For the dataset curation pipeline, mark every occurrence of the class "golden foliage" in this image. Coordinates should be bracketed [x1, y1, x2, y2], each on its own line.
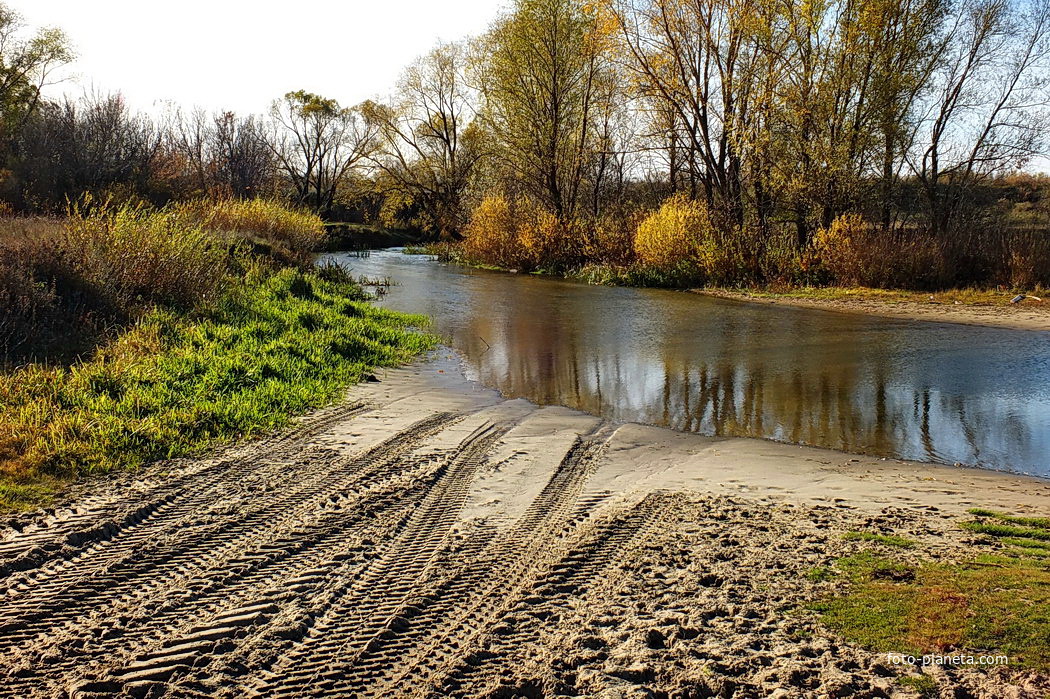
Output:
[180, 198, 326, 259]
[633, 194, 712, 275]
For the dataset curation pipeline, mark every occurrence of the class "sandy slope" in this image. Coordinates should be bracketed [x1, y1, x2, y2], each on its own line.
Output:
[0, 353, 1047, 698]
[697, 290, 1050, 331]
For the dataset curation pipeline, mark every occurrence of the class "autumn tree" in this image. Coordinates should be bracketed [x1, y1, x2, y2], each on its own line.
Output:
[474, 0, 617, 221]
[913, 0, 1050, 235]
[0, 4, 71, 143]
[365, 42, 481, 236]
[606, 0, 778, 231]
[268, 90, 378, 215]
[163, 108, 276, 199]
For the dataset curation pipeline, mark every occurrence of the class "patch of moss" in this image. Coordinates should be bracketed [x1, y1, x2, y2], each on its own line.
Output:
[897, 674, 939, 697]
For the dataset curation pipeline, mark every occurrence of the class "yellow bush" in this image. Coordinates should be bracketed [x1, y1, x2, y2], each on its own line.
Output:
[461, 195, 519, 268]
[461, 196, 583, 272]
[179, 198, 326, 263]
[518, 207, 568, 270]
[633, 194, 713, 277]
[815, 214, 945, 288]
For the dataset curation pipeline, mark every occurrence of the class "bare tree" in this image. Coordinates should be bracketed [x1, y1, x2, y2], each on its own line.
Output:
[913, 0, 1050, 233]
[211, 112, 275, 198]
[267, 90, 378, 215]
[17, 92, 161, 208]
[365, 42, 481, 236]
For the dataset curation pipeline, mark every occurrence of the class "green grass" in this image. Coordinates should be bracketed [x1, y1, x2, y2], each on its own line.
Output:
[814, 552, 1050, 670]
[897, 675, 939, 697]
[812, 510, 1050, 672]
[0, 266, 435, 511]
[967, 508, 1050, 529]
[806, 566, 835, 582]
[960, 521, 1050, 541]
[844, 531, 916, 548]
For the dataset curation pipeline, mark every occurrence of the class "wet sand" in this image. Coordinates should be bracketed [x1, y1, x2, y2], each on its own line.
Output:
[698, 289, 1050, 332]
[1, 353, 1047, 697]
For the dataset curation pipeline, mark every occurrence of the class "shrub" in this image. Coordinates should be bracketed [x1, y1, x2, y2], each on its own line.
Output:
[633, 194, 713, 282]
[815, 214, 945, 289]
[179, 198, 326, 265]
[1003, 229, 1050, 289]
[66, 201, 228, 312]
[583, 210, 642, 267]
[517, 207, 566, 271]
[461, 195, 519, 268]
[461, 195, 584, 273]
[1, 219, 123, 362]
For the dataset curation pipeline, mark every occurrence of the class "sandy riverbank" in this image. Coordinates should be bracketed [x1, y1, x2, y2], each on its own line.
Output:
[1, 353, 1047, 697]
[697, 289, 1050, 331]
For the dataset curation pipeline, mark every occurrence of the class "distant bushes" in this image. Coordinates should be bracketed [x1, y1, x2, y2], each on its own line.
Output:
[0, 198, 328, 364]
[454, 194, 1050, 292]
[813, 214, 944, 289]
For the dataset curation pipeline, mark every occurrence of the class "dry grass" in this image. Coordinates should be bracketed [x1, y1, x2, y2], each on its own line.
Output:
[1, 199, 326, 365]
[178, 198, 326, 265]
[724, 286, 1042, 306]
[66, 201, 228, 312]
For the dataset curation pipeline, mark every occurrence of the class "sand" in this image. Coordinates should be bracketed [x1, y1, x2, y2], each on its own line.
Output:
[698, 289, 1050, 332]
[0, 352, 1047, 698]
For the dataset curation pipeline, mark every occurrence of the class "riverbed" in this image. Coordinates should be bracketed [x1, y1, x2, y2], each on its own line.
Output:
[328, 250, 1050, 476]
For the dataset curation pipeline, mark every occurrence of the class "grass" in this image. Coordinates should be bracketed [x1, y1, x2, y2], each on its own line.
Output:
[967, 507, 1050, 529]
[960, 521, 1050, 541]
[897, 675, 939, 697]
[844, 531, 916, 548]
[0, 265, 435, 511]
[811, 509, 1050, 672]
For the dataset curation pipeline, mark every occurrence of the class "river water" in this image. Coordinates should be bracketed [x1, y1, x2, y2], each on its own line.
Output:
[329, 249, 1050, 477]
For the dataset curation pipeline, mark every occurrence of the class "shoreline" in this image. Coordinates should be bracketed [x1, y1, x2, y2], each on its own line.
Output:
[2, 353, 1047, 696]
[696, 288, 1050, 332]
[403, 251, 1050, 332]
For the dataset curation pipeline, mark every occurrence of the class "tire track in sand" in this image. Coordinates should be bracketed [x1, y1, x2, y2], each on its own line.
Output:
[252, 419, 515, 698]
[264, 427, 617, 698]
[0, 411, 463, 697]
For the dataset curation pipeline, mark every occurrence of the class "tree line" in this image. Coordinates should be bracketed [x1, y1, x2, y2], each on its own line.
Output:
[2, 0, 1049, 288]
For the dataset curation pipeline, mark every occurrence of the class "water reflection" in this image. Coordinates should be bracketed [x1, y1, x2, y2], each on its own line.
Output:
[330, 250, 1050, 476]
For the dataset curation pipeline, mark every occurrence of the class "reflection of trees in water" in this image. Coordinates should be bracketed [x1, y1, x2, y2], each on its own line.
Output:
[442, 275, 1036, 471]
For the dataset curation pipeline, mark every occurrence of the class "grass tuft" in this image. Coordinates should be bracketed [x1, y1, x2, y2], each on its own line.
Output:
[966, 508, 1050, 530]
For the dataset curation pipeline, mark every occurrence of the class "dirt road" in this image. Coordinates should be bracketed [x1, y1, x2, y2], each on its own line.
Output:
[2, 355, 1048, 698]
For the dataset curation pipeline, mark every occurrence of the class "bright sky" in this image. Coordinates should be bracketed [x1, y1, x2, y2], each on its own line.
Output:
[11, 0, 505, 115]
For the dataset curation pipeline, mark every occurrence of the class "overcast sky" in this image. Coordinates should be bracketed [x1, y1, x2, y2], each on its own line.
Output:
[11, 0, 505, 114]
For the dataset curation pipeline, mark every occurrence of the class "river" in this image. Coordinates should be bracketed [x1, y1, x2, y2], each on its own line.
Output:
[328, 249, 1050, 477]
